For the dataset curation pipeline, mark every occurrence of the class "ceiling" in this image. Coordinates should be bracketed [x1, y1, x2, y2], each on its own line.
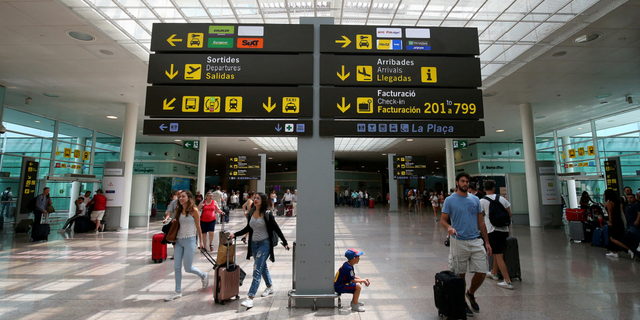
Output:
[1, 0, 640, 177]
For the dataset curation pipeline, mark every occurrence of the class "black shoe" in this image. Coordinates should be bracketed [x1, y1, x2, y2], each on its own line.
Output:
[465, 303, 474, 317]
[466, 291, 479, 313]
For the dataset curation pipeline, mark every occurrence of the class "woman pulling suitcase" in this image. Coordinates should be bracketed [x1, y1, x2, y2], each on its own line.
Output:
[228, 192, 290, 308]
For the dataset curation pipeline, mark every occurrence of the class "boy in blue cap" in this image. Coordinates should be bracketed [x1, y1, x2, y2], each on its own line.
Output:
[334, 248, 370, 312]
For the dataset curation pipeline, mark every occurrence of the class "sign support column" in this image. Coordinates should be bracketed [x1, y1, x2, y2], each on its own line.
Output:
[520, 103, 541, 227]
[445, 139, 456, 192]
[562, 135, 578, 208]
[119, 102, 139, 230]
[257, 154, 266, 193]
[294, 17, 335, 308]
[197, 137, 207, 194]
[387, 154, 398, 213]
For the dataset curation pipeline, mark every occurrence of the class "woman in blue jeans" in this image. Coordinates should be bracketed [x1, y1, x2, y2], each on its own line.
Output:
[229, 192, 290, 308]
[165, 190, 209, 301]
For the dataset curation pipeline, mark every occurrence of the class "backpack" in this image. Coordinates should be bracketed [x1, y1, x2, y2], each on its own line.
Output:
[1, 191, 9, 201]
[483, 195, 511, 227]
[27, 197, 37, 211]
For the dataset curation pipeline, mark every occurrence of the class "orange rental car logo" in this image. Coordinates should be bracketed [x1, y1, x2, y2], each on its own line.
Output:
[237, 38, 264, 48]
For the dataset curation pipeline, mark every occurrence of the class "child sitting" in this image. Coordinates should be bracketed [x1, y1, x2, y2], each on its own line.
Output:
[334, 248, 370, 312]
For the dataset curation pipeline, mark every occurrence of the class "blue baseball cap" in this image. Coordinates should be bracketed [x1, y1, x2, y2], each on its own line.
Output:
[345, 248, 364, 260]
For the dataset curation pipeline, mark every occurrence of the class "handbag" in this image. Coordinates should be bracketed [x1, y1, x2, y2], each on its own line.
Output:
[46, 205, 55, 213]
[40, 212, 50, 224]
[165, 219, 180, 243]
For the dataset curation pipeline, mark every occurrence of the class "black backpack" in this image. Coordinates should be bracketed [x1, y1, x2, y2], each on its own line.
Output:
[27, 197, 37, 211]
[483, 195, 511, 227]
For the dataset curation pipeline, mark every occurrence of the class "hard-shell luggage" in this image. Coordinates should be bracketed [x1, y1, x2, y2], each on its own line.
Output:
[74, 216, 91, 233]
[433, 270, 466, 320]
[566, 209, 587, 222]
[369, 199, 375, 208]
[569, 221, 585, 242]
[592, 227, 604, 247]
[31, 223, 50, 242]
[501, 236, 522, 281]
[285, 204, 293, 217]
[214, 237, 240, 304]
[152, 233, 167, 263]
[276, 204, 285, 216]
[202, 249, 247, 287]
[15, 219, 33, 233]
[355, 200, 360, 208]
[603, 225, 610, 247]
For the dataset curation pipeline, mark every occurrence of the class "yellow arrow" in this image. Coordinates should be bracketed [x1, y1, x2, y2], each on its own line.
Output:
[263, 97, 276, 113]
[336, 97, 350, 113]
[337, 65, 350, 81]
[163, 98, 176, 110]
[55, 147, 61, 156]
[561, 151, 566, 159]
[167, 34, 183, 47]
[165, 64, 178, 79]
[335, 35, 351, 48]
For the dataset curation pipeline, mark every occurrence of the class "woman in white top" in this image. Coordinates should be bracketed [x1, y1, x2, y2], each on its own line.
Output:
[430, 191, 440, 221]
[270, 190, 277, 211]
[165, 190, 209, 301]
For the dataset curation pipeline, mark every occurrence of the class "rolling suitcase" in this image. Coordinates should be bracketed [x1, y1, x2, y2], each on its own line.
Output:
[276, 204, 285, 216]
[569, 221, 585, 242]
[152, 233, 167, 263]
[501, 236, 522, 281]
[214, 237, 240, 304]
[285, 204, 293, 217]
[433, 271, 466, 320]
[74, 215, 91, 233]
[15, 219, 33, 233]
[592, 227, 605, 247]
[31, 223, 50, 242]
[369, 199, 375, 208]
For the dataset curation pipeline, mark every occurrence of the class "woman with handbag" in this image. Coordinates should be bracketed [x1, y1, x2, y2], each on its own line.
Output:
[228, 192, 290, 309]
[197, 192, 222, 252]
[164, 190, 209, 301]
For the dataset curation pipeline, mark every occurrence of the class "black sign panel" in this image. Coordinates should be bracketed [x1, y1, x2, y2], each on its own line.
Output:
[151, 24, 314, 53]
[320, 25, 479, 55]
[143, 120, 312, 137]
[228, 162, 261, 170]
[146, 86, 313, 118]
[227, 169, 261, 179]
[320, 120, 485, 138]
[320, 55, 481, 88]
[148, 54, 313, 85]
[320, 87, 483, 120]
[228, 156, 261, 163]
[394, 155, 429, 178]
[604, 159, 623, 194]
[19, 159, 38, 214]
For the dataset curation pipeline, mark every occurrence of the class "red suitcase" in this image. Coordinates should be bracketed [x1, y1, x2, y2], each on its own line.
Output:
[285, 204, 293, 216]
[369, 199, 375, 208]
[214, 237, 240, 304]
[152, 233, 167, 263]
[566, 209, 586, 222]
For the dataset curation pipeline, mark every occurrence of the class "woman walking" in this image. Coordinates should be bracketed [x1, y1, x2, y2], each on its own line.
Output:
[240, 191, 255, 244]
[604, 189, 634, 258]
[270, 190, 277, 211]
[165, 190, 209, 301]
[197, 192, 223, 252]
[228, 192, 290, 308]
[430, 191, 440, 221]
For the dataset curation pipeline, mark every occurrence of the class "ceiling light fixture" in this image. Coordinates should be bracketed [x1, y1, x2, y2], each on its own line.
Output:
[482, 92, 497, 97]
[382, 153, 387, 155]
[216, 154, 221, 156]
[174, 139, 181, 142]
[574, 33, 602, 43]
[596, 93, 612, 99]
[577, 127, 583, 130]
[42, 93, 59, 98]
[434, 161, 438, 163]
[34, 120, 41, 123]
[552, 51, 567, 57]
[67, 30, 95, 41]
[268, 157, 273, 160]
[99, 49, 114, 55]
[106, 116, 117, 119]
[252, 147, 258, 150]
[407, 139, 414, 142]
[496, 129, 505, 132]
[535, 116, 546, 119]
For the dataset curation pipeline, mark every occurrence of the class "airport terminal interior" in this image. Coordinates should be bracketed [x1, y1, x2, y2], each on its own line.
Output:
[1, 0, 640, 319]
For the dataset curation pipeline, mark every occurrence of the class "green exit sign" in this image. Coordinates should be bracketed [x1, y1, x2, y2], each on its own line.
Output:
[453, 140, 468, 149]
[183, 140, 199, 149]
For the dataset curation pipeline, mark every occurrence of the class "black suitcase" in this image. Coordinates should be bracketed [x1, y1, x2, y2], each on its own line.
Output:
[15, 219, 34, 233]
[31, 224, 50, 241]
[501, 236, 522, 281]
[74, 216, 91, 233]
[276, 204, 285, 216]
[434, 270, 467, 320]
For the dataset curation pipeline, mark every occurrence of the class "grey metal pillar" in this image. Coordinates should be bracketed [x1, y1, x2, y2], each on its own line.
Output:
[445, 138, 456, 192]
[257, 153, 266, 193]
[387, 154, 398, 213]
[520, 103, 541, 227]
[197, 137, 208, 194]
[294, 16, 335, 308]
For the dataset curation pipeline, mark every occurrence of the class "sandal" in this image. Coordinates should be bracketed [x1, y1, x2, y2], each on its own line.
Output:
[210, 245, 214, 251]
[242, 237, 247, 244]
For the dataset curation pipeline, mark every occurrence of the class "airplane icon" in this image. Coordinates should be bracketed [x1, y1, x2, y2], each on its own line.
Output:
[356, 65, 372, 82]
[187, 65, 201, 74]
[358, 67, 371, 77]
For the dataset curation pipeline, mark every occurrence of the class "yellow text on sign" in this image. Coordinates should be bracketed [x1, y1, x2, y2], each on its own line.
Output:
[73, 149, 81, 158]
[356, 65, 372, 82]
[578, 147, 585, 157]
[83, 151, 90, 161]
[184, 64, 202, 80]
[421, 67, 437, 83]
[182, 96, 199, 112]
[282, 97, 300, 113]
[568, 149, 576, 158]
[356, 34, 372, 50]
[63, 148, 71, 158]
[225, 97, 242, 113]
[187, 33, 204, 48]
[587, 146, 595, 156]
[204, 96, 221, 113]
[357, 97, 373, 113]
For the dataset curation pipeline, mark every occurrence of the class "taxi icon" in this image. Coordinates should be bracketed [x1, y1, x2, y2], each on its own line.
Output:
[190, 34, 201, 46]
[359, 36, 370, 48]
[284, 101, 297, 112]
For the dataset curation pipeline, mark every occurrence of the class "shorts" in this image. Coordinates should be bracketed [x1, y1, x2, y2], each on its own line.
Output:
[448, 237, 488, 275]
[488, 231, 509, 255]
[335, 283, 357, 294]
[271, 198, 276, 203]
[200, 219, 216, 233]
[91, 210, 105, 221]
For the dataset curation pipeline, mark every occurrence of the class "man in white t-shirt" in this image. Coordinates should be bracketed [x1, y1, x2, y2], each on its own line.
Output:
[479, 181, 514, 290]
[283, 189, 293, 205]
[59, 196, 87, 232]
[212, 187, 224, 208]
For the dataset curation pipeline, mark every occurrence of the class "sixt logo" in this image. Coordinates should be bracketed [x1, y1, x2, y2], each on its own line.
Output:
[237, 38, 264, 48]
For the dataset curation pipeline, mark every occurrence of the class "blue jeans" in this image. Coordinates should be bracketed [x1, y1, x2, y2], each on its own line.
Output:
[1, 203, 10, 217]
[174, 237, 205, 293]
[248, 238, 272, 298]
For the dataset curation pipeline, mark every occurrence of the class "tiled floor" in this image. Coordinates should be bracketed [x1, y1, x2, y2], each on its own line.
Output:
[0, 206, 639, 320]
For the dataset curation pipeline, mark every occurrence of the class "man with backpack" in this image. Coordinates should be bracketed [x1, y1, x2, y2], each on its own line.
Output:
[1, 187, 13, 219]
[480, 181, 514, 290]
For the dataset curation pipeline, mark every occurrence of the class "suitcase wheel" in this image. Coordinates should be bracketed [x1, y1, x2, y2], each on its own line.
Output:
[221, 301, 226, 305]
[236, 295, 240, 299]
[152, 259, 157, 263]
[159, 258, 163, 263]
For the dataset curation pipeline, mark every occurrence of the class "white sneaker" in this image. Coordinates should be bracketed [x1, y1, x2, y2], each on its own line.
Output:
[201, 272, 209, 289]
[351, 303, 365, 312]
[261, 286, 274, 297]
[241, 298, 254, 308]
[164, 292, 182, 301]
[628, 250, 635, 260]
[57, 229, 66, 233]
[486, 272, 500, 281]
[497, 281, 514, 290]
[606, 252, 619, 258]
[95, 230, 99, 234]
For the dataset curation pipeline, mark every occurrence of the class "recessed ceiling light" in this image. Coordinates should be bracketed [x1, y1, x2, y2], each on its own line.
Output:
[278, 164, 281, 166]
[361, 166, 365, 168]
[34, 120, 41, 123]
[496, 129, 505, 132]
[542, 139, 549, 142]
[268, 157, 273, 159]
[252, 147, 258, 150]
[99, 49, 114, 55]
[577, 127, 583, 130]
[434, 160, 438, 163]
[42, 93, 59, 98]
[215, 169, 218, 172]
[382, 153, 387, 155]
[483, 92, 497, 97]
[436, 167, 440, 169]
[106, 116, 117, 119]
[67, 30, 95, 41]
[432, 171, 435, 174]
[607, 120, 615, 122]
[407, 139, 414, 142]
[174, 139, 181, 142]
[535, 116, 546, 119]
[552, 51, 567, 57]
[216, 154, 221, 156]
[574, 32, 602, 43]
[596, 93, 612, 98]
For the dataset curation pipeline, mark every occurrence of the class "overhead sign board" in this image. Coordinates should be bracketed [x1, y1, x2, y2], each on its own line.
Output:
[227, 169, 261, 178]
[320, 55, 481, 87]
[148, 54, 313, 85]
[183, 140, 199, 149]
[320, 25, 479, 55]
[151, 24, 314, 53]
[146, 86, 313, 118]
[320, 87, 483, 119]
[143, 120, 312, 137]
[228, 156, 261, 163]
[320, 120, 485, 138]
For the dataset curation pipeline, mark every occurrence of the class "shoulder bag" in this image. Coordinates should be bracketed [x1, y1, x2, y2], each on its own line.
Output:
[165, 218, 180, 243]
